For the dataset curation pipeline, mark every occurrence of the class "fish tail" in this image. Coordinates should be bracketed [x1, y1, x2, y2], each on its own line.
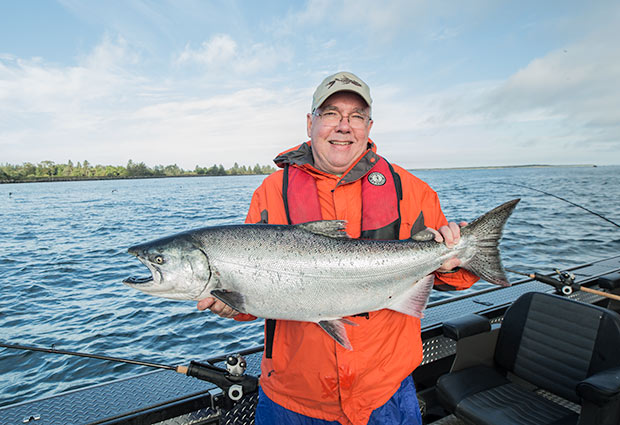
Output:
[460, 199, 520, 286]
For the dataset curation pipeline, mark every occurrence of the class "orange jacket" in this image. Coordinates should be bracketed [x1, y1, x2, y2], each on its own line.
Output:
[242, 141, 478, 424]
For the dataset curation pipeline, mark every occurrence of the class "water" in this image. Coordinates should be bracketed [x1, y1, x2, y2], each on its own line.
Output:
[1, 167, 619, 407]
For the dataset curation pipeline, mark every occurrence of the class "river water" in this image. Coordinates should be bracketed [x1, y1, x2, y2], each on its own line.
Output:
[1, 166, 619, 407]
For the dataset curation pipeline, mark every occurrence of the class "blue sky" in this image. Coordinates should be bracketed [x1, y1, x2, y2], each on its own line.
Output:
[1, 0, 618, 169]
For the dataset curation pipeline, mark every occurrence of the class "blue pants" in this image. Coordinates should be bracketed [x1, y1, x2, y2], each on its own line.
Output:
[255, 375, 422, 425]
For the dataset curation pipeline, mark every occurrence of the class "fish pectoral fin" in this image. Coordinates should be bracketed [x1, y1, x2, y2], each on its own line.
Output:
[210, 289, 247, 313]
[409, 211, 435, 242]
[318, 319, 354, 350]
[297, 220, 350, 239]
[410, 211, 426, 236]
[388, 275, 435, 318]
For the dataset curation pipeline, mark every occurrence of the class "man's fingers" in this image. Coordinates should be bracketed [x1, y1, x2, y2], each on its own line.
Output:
[427, 227, 443, 243]
[211, 302, 237, 318]
[197, 297, 215, 311]
[197, 297, 239, 318]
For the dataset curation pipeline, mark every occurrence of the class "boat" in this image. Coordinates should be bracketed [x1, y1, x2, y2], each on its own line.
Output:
[2, 254, 619, 424]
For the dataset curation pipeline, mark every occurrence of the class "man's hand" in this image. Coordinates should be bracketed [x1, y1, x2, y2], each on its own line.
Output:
[428, 221, 467, 273]
[197, 297, 239, 318]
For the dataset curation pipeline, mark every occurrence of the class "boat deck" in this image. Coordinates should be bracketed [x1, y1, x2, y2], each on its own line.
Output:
[2, 255, 619, 425]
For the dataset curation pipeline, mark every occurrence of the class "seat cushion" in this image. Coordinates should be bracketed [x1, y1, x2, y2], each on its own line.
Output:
[437, 365, 578, 425]
[436, 365, 510, 411]
[456, 382, 579, 425]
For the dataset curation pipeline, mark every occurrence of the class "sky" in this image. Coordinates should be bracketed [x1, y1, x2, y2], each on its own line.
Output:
[1, 0, 619, 170]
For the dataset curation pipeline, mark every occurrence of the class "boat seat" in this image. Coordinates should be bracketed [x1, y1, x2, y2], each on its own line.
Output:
[436, 292, 620, 425]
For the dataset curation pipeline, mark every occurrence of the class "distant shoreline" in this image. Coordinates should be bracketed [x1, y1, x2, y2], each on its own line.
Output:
[0, 173, 272, 184]
[409, 164, 599, 171]
[0, 163, 603, 184]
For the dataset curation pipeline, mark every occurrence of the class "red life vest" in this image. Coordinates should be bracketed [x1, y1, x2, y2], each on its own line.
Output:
[282, 155, 402, 238]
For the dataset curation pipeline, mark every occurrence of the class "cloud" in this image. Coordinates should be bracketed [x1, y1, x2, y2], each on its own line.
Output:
[175, 34, 291, 75]
[481, 30, 620, 147]
[368, 34, 620, 168]
[272, 0, 485, 43]
[177, 34, 237, 66]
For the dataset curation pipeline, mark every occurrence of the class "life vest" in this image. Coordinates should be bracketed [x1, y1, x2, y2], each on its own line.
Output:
[263, 155, 403, 358]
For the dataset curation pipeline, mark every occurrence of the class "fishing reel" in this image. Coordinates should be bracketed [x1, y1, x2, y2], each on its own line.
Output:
[225, 353, 247, 377]
[225, 354, 248, 402]
[187, 353, 257, 407]
[554, 269, 577, 296]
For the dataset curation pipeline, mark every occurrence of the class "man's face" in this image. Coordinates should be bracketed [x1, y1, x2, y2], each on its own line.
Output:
[306, 91, 373, 175]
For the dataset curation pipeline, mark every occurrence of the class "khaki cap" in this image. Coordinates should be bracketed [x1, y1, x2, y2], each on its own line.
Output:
[311, 71, 372, 113]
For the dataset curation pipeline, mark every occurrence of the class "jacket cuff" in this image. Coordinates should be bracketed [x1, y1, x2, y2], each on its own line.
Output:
[434, 268, 479, 290]
[234, 313, 257, 322]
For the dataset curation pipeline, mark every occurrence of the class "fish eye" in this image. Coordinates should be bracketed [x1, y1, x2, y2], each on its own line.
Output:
[153, 255, 165, 264]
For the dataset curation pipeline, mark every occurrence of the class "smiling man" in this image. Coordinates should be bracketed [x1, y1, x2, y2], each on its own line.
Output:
[198, 71, 479, 424]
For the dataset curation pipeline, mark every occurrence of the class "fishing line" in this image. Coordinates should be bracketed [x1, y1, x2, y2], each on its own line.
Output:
[493, 182, 620, 228]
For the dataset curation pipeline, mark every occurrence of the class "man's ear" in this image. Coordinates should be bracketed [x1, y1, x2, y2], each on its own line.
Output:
[306, 113, 313, 137]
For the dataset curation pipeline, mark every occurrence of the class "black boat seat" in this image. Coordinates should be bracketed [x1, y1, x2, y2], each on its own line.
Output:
[436, 292, 620, 425]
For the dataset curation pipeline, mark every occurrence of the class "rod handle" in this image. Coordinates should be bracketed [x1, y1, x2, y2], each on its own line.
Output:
[579, 286, 620, 302]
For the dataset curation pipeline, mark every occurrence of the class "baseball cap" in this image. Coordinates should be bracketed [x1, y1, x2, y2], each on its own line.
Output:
[311, 71, 372, 113]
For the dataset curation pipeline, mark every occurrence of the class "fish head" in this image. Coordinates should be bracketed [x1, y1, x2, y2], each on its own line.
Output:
[123, 232, 212, 300]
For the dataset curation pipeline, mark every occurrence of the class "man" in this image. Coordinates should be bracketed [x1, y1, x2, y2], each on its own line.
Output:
[198, 71, 479, 424]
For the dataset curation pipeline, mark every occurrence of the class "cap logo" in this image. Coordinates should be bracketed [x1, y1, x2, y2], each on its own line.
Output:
[326, 76, 362, 89]
[367, 172, 386, 186]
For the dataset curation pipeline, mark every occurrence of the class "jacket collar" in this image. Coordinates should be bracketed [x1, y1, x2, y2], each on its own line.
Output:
[273, 139, 380, 186]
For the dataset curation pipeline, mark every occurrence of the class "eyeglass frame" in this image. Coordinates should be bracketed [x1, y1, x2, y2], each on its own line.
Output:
[312, 107, 372, 128]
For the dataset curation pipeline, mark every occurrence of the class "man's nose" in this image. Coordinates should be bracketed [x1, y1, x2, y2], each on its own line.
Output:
[336, 115, 352, 131]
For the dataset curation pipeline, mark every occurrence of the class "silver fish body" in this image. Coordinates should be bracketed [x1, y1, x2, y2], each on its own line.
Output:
[124, 199, 519, 349]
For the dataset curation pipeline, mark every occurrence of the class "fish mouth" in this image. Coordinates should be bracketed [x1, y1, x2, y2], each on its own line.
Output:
[124, 248, 160, 286]
[123, 275, 154, 285]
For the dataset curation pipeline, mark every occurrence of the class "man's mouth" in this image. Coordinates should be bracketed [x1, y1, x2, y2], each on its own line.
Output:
[329, 141, 352, 146]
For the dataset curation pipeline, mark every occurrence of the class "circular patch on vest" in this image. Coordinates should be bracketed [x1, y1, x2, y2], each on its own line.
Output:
[367, 172, 386, 186]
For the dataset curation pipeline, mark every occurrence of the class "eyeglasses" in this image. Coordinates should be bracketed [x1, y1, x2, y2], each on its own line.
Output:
[313, 109, 371, 129]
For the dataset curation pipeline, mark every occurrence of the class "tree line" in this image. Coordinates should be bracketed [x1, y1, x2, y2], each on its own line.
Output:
[0, 160, 277, 183]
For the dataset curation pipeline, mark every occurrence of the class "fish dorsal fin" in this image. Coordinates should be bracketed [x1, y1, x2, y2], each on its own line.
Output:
[297, 220, 349, 238]
[318, 319, 357, 350]
[388, 274, 435, 318]
[410, 212, 435, 242]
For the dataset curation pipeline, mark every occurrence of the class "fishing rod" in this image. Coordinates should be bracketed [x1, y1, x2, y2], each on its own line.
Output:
[494, 182, 620, 228]
[0, 342, 177, 370]
[506, 268, 620, 301]
[0, 342, 257, 403]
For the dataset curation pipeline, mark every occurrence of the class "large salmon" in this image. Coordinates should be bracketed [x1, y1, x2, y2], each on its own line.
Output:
[124, 199, 519, 349]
